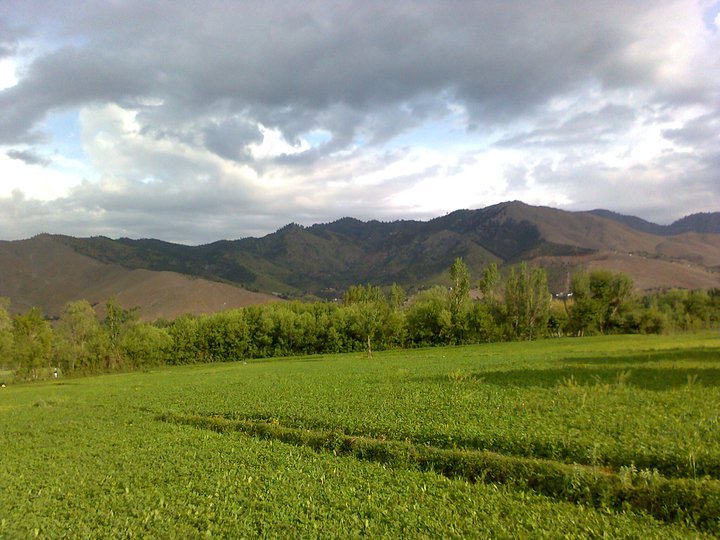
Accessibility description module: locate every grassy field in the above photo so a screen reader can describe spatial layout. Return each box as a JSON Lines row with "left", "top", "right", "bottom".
{"left": 1, "top": 333, "right": 719, "bottom": 538}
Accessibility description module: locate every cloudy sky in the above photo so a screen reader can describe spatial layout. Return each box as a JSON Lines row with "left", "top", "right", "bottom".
{"left": 1, "top": 1, "right": 719, "bottom": 244}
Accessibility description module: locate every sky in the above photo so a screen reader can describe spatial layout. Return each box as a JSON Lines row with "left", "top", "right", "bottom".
{"left": 0, "top": 1, "right": 719, "bottom": 245}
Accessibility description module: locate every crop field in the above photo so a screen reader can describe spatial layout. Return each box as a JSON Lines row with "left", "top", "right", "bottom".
{"left": 1, "top": 333, "right": 720, "bottom": 538}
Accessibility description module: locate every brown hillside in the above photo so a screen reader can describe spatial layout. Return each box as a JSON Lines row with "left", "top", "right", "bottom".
{"left": 501, "top": 202, "right": 662, "bottom": 252}
{"left": 0, "top": 235, "right": 278, "bottom": 320}
{"left": 535, "top": 251, "right": 720, "bottom": 293}
{"left": 585, "top": 253, "right": 720, "bottom": 292}
{"left": 505, "top": 203, "right": 720, "bottom": 278}
{"left": 653, "top": 233, "right": 720, "bottom": 268}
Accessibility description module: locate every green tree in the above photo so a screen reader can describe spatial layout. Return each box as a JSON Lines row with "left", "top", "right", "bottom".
{"left": 406, "top": 286, "right": 454, "bottom": 346}
{"left": 244, "top": 306, "right": 275, "bottom": 358}
{"left": 55, "top": 300, "right": 107, "bottom": 373}
{"left": 479, "top": 262, "right": 501, "bottom": 305}
{"left": 198, "top": 310, "right": 250, "bottom": 362}
{"left": 343, "top": 284, "right": 385, "bottom": 305}
{"left": 168, "top": 315, "right": 202, "bottom": 364}
{"left": 13, "top": 307, "right": 54, "bottom": 380}
{"left": 343, "top": 285, "right": 387, "bottom": 357}
{"left": 119, "top": 324, "right": 172, "bottom": 368}
{"left": 464, "top": 301, "right": 498, "bottom": 343}
{"left": 448, "top": 258, "right": 470, "bottom": 320}
{"left": 389, "top": 283, "right": 406, "bottom": 312}
{"left": 570, "top": 270, "right": 634, "bottom": 335}
{"left": 0, "top": 298, "right": 14, "bottom": 372}
{"left": 504, "top": 262, "right": 551, "bottom": 340}
{"left": 103, "top": 297, "right": 140, "bottom": 369}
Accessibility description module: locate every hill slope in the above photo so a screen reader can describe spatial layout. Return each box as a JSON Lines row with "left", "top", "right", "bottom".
{"left": 589, "top": 209, "right": 720, "bottom": 235}
{"left": 0, "top": 235, "right": 278, "bottom": 319}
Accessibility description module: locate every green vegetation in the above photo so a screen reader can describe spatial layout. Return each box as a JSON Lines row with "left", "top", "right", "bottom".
{"left": 1, "top": 334, "right": 719, "bottom": 537}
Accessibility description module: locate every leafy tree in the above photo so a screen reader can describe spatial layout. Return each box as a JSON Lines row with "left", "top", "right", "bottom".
{"left": 464, "top": 301, "right": 498, "bottom": 343}
{"left": 0, "top": 298, "right": 14, "bottom": 371}
{"left": 635, "top": 303, "right": 667, "bottom": 335}
{"left": 198, "top": 310, "right": 250, "bottom": 362}
{"left": 309, "top": 302, "right": 345, "bottom": 353}
{"left": 119, "top": 323, "right": 172, "bottom": 368}
{"left": 343, "top": 285, "right": 388, "bottom": 357}
{"left": 479, "top": 262, "right": 501, "bottom": 305}
{"left": 570, "top": 270, "right": 634, "bottom": 335}
{"left": 389, "top": 283, "right": 406, "bottom": 312}
{"left": 568, "top": 271, "right": 598, "bottom": 335}
{"left": 55, "top": 300, "right": 107, "bottom": 373}
{"left": 343, "top": 284, "right": 385, "bottom": 305}
{"left": 167, "top": 315, "right": 202, "bottom": 364}
{"left": 244, "top": 306, "right": 275, "bottom": 358}
{"left": 406, "top": 286, "right": 453, "bottom": 345}
{"left": 13, "top": 307, "right": 54, "bottom": 380}
{"left": 504, "top": 262, "right": 551, "bottom": 340}
{"left": 103, "top": 297, "right": 140, "bottom": 369}
{"left": 683, "top": 290, "right": 711, "bottom": 330}
{"left": 547, "top": 300, "right": 570, "bottom": 337}
{"left": 270, "top": 306, "right": 305, "bottom": 356}
{"left": 448, "top": 258, "right": 470, "bottom": 321}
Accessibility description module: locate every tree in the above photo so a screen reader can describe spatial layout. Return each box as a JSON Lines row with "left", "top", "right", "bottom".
{"left": 13, "top": 307, "right": 54, "bottom": 380}
{"left": 448, "top": 258, "right": 470, "bottom": 320}
{"left": 55, "top": 300, "right": 107, "bottom": 373}
{"left": 0, "top": 299, "right": 14, "bottom": 378}
{"left": 119, "top": 324, "right": 172, "bottom": 368}
{"left": 167, "top": 315, "right": 202, "bottom": 364}
{"left": 406, "top": 286, "right": 454, "bottom": 346}
{"left": 504, "top": 262, "right": 551, "bottom": 340}
{"left": 103, "top": 297, "right": 140, "bottom": 369}
{"left": 569, "top": 270, "right": 634, "bottom": 335}
{"left": 343, "top": 284, "right": 385, "bottom": 306}
{"left": 478, "top": 262, "right": 501, "bottom": 304}
{"left": 343, "top": 285, "right": 387, "bottom": 357}
{"left": 389, "top": 283, "right": 406, "bottom": 312}
{"left": 198, "top": 310, "right": 250, "bottom": 362}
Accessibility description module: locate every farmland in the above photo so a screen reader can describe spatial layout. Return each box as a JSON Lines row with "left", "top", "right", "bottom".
{"left": 1, "top": 333, "right": 719, "bottom": 537}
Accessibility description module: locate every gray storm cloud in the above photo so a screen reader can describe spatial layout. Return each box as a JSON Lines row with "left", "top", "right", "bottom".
{"left": 0, "top": 0, "right": 718, "bottom": 243}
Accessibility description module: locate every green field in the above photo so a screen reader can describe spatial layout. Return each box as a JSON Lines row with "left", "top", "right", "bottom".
{"left": 2, "top": 333, "right": 719, "bottom": 538}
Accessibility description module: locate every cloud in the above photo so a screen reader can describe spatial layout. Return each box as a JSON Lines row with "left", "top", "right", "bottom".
{"left": 6, "top": 148, "right": 50, "bottom": 166}
{"left": 0, "top": 0, "right": 718, "bottom": 243}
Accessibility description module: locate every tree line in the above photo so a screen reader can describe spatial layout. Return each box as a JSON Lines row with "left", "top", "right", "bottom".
{"left": 1, "top": 259, "right": 719, "bottom": 381}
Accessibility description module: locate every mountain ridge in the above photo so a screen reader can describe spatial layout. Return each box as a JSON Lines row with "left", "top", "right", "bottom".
{"left": 1, "top": 202, "right": 718, "bottom": 318}
{"left": 589, "top": 209, "right": 720, "bottom": 235}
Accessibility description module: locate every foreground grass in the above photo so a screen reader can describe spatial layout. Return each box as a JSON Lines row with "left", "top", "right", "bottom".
{"left": 1, "top": 333, "right": 719, "bottom": 537}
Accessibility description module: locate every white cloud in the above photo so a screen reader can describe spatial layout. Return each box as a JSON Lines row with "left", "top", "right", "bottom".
{"left": 0, "top": 149, "right": 85, "bottom": 200}
{"left": 0, "top": 58, "right": 17, "bottom": 90}
{"left": 249, "top": 125, "right": 310, "bottom": 160}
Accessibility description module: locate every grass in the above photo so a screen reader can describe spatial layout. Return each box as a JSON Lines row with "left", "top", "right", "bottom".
{"left": 1, "top": 333, "right": 719, "bottom": 537}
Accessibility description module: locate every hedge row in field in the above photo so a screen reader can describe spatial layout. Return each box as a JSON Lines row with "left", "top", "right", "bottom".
{"left": 159, "top": 411, "right": 720, "bottom": 533}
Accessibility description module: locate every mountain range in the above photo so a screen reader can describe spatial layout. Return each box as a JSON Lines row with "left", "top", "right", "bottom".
{"left": 1, "top": 201, "right": 718, "bottom": 319}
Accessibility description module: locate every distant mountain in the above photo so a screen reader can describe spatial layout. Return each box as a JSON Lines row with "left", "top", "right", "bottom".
{"left": 588, "top": 210, "right": 668, "bottom": 236}
{"left": 2, "top": 202, "right": 718, "bottom": 318}
{"left": 667, "top": 212, "right": 720, "bottom": 235}
{"left": 589, "top": 209, "right": 720, "bottom": 235}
